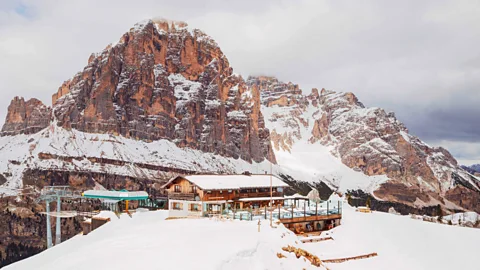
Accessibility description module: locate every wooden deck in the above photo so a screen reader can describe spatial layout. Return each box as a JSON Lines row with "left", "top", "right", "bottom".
{"left": 279, "top": 214, "right": 342, "bottom": 224}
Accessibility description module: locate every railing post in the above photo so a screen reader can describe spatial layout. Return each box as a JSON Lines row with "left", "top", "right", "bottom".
{"left": 304, "top": 200, "right": 306, "bottom": 219}
{"left": 291, "top": 204, "right": 294, "bottom": 219}
{"left": 265, "top": 206, "right": 267, "bottom": 219}
{"left": 278, "top": 204, "right": 281, "bottom": 219}
{"left": 327, "top": 201, "right": 329, "bottom": 217}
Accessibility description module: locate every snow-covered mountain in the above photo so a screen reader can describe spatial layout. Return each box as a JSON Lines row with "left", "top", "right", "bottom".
{"left": 0, "top": 19, "right": 479, "bottom": 214}
{"left": 248, "top": 76, "right": 480, "bottom": 213}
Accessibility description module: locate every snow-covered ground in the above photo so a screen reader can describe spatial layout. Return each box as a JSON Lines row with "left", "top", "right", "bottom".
{"left": 4, "top": 210, "right": 322, "bottom": 270}
{"left": 308, "top": 204, "right": 480, "bottom": 270}
{"left": 5, "top": 202, "right": 479, "bottom": 270}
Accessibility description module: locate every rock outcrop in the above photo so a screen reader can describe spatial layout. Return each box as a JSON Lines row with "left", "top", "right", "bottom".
{"left": 1, "top": 97, "right": 51, "bottom": 136}
{"left": 50, "top": 19, "right": 274, "bottom": 163}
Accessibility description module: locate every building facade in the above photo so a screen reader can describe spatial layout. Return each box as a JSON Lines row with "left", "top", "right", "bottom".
{"left": 163, "top": 174, "right": 289, "bottom": 215}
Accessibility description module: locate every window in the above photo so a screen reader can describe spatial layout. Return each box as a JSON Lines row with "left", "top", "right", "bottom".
{"left": 190, "top": 203, "right": 200, "bottom": 212}
{"left": 172, "top": 202, "right": 183, "bottom": 210}
{"left": 174, "top": 185, "right": 181, "bottom": 192}
{"left": 190, "top": 186, "right": 197, "bottom": 193}
{"left": 277, "top": 187, "right": 283, "bottom": 192}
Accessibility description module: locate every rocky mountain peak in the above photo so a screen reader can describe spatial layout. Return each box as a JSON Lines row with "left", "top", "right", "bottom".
{"left": 2, "top": 18, "right": 275, "bottom": 164}
{"left": 1, "top": 97, "right": 51, "bottom": 136}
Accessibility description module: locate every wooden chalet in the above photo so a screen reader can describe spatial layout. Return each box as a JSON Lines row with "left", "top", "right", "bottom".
{"left": 162, "top": 174, "right": 289, "bottom": 210}
{"left": 162, "top": 174, "right": 342, "bottom": 234}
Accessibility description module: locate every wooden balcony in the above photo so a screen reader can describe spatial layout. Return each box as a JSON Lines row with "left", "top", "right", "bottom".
{"left": 236, "top": 191, "right": 282, "bottom": 199}
{"left": 167, "top": 192, "right": 197, "bottom": 201}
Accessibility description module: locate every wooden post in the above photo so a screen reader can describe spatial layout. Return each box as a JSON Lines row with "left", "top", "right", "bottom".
{"left": 327, "top": 201, "right": 329, "bottom": 217}
{"left": 304, "top": 200, "right": 306, "bottom": 219}
{"left": 265, "top": 206, "right": 267, "bottom": 220}
{"left": 278, "top": 204, "right": 281, "bottom": 219}
{"left": 291, "top": 204, "right": 294, "bottom": 219}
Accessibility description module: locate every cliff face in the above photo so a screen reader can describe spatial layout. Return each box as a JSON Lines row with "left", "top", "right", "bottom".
{"left": 1, "top": 97, "right": 51, "bottom": 136}
{"left": 251, "top": 76, "right": 480, "bottom": 212}
{"left": 50, "top": 19, "right": 274, "bottom": 163}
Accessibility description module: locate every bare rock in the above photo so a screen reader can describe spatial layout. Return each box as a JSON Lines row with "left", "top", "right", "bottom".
{"left": 1, "top": 97, "right": 51, "bottom": 136}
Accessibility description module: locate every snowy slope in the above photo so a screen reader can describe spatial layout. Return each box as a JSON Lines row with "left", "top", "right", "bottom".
{"left": 307, "top": 204, "right": 480, "bottom": 270}
{"left": 0, "top": 123, "right": 272, "bottom": 195}
{"left": 263, "top": 103, "right": 389, "bottom": 194}
{"left": 4, "top": 211, "right": 324, "bottom": 270}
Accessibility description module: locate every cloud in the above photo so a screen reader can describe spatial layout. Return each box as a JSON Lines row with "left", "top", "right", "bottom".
{"left": 0, "top": 0, "right": 478, "bottom": 163}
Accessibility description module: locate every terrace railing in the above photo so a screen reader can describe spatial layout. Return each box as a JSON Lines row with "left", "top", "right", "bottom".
{"left": 225, "top": 200, "right": 343, "bottom": 221}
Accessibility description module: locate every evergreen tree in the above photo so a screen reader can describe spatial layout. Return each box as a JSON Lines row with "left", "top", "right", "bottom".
{"left": 366, "top": 197, "right": 371, "bottom": 208}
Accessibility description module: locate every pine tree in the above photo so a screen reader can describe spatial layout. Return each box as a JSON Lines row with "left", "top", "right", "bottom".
{"left": 366, "top": 197, "right": 371, "bottom": 208}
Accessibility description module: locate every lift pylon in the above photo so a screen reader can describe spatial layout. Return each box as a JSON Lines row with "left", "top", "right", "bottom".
{"left": 36, "top": 186, "right": 82, "bottom": 248}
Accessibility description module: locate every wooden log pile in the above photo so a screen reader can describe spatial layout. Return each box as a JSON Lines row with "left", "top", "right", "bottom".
{"left": 281, "top": 245, "right": 323, "bottom": 267}
{"left": 323, "top": 252, "right": 378, "bottom": 263}
{"left": 301, "top": 237, "right": 334, "bottom": 243}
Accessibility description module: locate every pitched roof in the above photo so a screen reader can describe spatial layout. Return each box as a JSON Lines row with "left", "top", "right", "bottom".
{"left": 163, "top": 174, "right": 289, "bottom": 190}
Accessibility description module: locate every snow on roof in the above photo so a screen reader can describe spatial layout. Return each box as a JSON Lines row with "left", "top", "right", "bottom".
{"left": 167, "top": 174, "right": 289, "bottom": 190}
{"left": 285, "top": 193, "right": 308, "bottom": 199}
{"left": 83, "top": 190, "right": 148, "bottom": 200}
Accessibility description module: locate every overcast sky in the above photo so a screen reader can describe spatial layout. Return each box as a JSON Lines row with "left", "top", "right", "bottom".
{"left": 0, "top": 0, "right": 479, "bottom": 165}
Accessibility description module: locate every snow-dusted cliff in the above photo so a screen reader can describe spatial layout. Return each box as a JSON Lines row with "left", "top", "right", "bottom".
{"left": 248, "top": 76, "right": 480, "bottom": 213}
